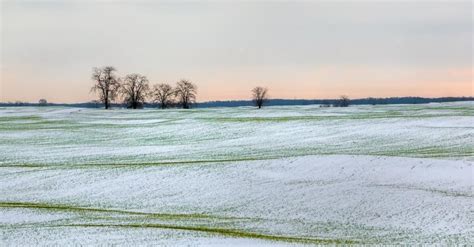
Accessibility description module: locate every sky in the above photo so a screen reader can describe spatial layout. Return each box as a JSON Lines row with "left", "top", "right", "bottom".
{"left": 1, "top": 0, "right": 472, "bottom": 103}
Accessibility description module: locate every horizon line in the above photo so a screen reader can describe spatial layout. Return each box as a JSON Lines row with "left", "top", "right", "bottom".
{"left": 2, "top": 95, "right": 473, "bottom": 105}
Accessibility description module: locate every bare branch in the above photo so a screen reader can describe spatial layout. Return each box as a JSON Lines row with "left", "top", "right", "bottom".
{"left": 252, "top": 86, "right": 268, "bottom": 109}
{"left": 151, "top": 83, "right": 175, "bottom": 109}
{"left": 174, "top": 79, "right": 197, "bottom": 109}
{"left": 121, "top": 73, "right": 150, "bottom": 109}
{"left": 333, "top": 95, "right": 350, "bottom": 107}
{"left": 90, "top": 66, "right": 121, "bottom": 109}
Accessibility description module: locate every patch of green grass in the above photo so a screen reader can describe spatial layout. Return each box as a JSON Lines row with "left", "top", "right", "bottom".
{"left": 0, "top": 201, "right": 359, "bottom": 244}
{"left": 0, "top": 157, "right": 274, "bottom": 169}
{"left": 370, "top": 146, "right": 473, "bottom": 159}
{"left": 198, "top": 113, "right": 465, "bottom": 123}
{"left": 0, "top": 116, "right": 43, "bottom": 122}
{"left": 2, "top": 142, "right": 472, "bottom": 169}
{"left": 370, "top": 184, "right": 473, "bottom": 198}
{"left": 57, "top": 223, "right": 359, "bottom": 244}
{"left": 0, "top": 201, "right": 231, "bottom": 221}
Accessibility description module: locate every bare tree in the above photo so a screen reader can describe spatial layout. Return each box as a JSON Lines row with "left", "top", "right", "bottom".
{"left": 334, "top": 95, "right": 350, "bottom": 107}
{"left": 121, "top": 73, "right": 150, "bottom": 109}
{"left": 174, "top": 79, "right": 197, "bottom": 109}
{"left": 252, "top": 86, "right": 268, "bottom": 109}
{"left": 151, "top": 83, "right": 175, "bottom": 109}
{"left": 91, "top": 66, "right": 121, "bottom": 109}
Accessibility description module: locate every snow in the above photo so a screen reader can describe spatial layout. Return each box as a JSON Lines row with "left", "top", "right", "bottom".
{"left": 0, "top": 102, "right": 473, "bottom": 245}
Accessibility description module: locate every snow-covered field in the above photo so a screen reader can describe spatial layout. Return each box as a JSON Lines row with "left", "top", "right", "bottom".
{"left": 0, "top": 102, "right": 472, "bottom": 245}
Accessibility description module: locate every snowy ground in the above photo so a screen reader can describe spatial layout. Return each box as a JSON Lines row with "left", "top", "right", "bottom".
{"left": 0, "top": 102, "right": 472, "bottom": 245}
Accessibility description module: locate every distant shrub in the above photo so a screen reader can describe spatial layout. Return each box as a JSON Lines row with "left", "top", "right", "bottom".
{"left": 38, "top": 99, "right": 48, "bottom": 106}
{"left": 333, "top": 96, "right": 350, "bottom": 107}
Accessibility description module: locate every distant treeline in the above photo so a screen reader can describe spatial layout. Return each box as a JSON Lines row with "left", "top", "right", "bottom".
{"left": 1, "top": 97, "right": 472, "bottom": 108}
{"left": 197, "top": 97, "right": 474, "bottom": 108}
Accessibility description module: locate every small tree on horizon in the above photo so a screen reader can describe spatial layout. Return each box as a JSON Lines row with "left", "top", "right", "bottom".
{"left": 175, "top": 79, "right": 197, "bottom": 109}
{"left": 152, "top": 83, "right": 175, "bottom": 109}
{"left": 252, "top": 86, "right": 268, "bottom": 109}
{"left": 38, "top": 99, "right": 48, "bottom": 106}
{"left": 91, "top": 66, "right": 121, "bottom": 109}
{"left": 121, "top": 73, "right": 150, "bottom": 109}
{"left": 334, "top": 95, "right": 350, "bottom": 107}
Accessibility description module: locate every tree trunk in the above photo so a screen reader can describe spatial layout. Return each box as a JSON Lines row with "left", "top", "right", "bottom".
{"left": 105, "top": 91, "right": 109, "bottom": 109}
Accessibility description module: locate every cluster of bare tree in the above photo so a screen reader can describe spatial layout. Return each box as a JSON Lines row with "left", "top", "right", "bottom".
{"left": 91, "top": 66, "right": 349, "bottom": 110}
{"left": 91, "top": 66, "right": 197, "bottom": 109}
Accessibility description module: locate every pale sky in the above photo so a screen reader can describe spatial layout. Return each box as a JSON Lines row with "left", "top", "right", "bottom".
{"left": 1, "top": 0, "right": 472, "bottom": 103}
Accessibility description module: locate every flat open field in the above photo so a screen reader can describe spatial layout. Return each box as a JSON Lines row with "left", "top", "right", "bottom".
{"left": 0, "top": 102, "right": 472, "bottom": 245}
